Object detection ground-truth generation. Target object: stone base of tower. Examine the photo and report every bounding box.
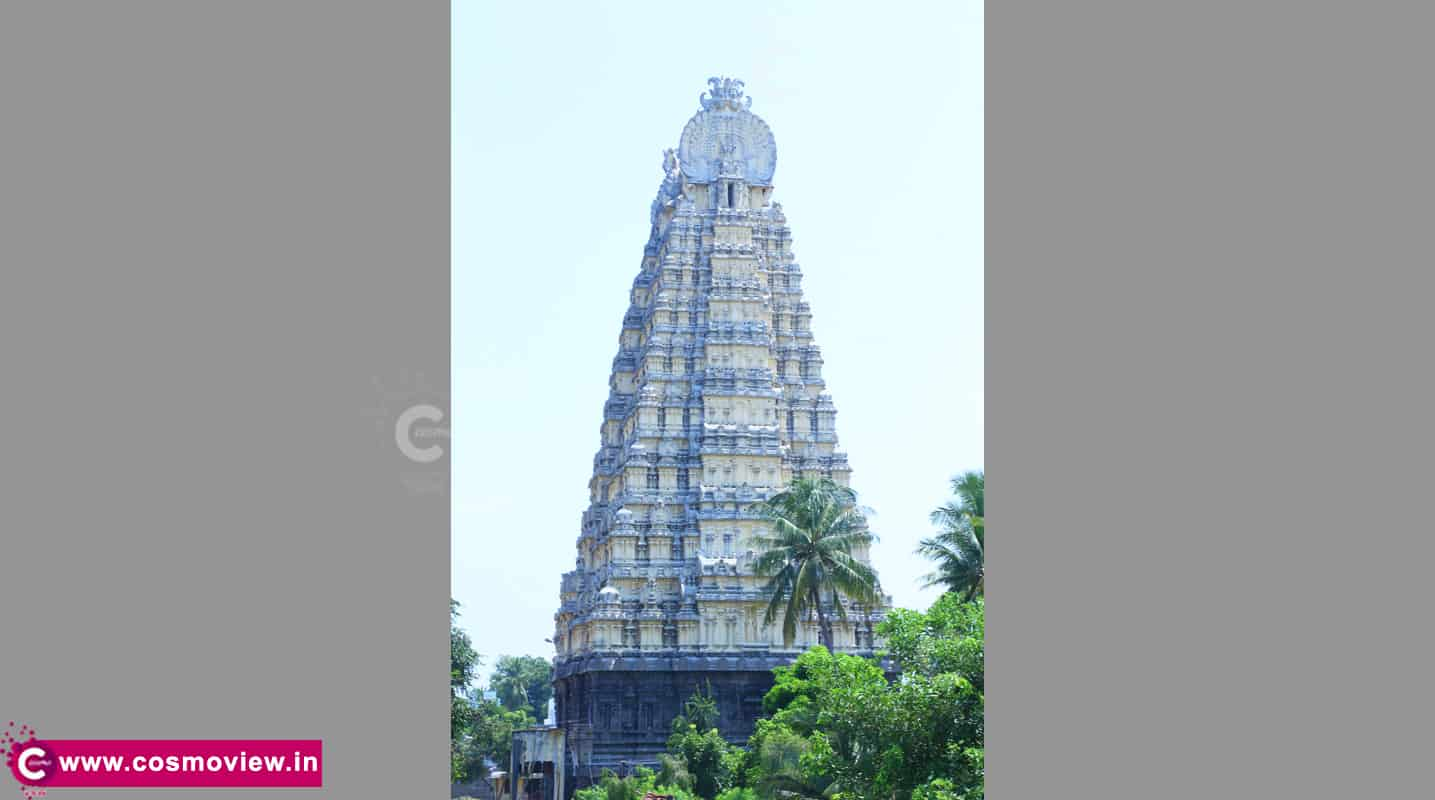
[553,653,857,797]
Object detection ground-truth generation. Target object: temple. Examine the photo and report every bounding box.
[523,78,889,797]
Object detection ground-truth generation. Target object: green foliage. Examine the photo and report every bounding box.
[754,478,883,650]
[658,683,745,799]
[574,767,649,800]
[451,600,482,781]
[912,762,984,800]
[917,472,984,600]
[880,594,984,693]
[740,718,827,799]
[657,752,695,793]
[719,748,749,793]
[489,654,555,720]
[667,724,734,800]
[735,597,984,800]
[764,647,887,735]
[452,601,481,691]
[807,667,982,799]
[573,767,697,800]
[450,600,548,784]
[451,602,480,696]
[672,681,721,734]
[451,698,476,783]
[458,468,988,799]
[452,696,534,783]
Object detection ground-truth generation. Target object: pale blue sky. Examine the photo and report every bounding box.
[453,0,983,673]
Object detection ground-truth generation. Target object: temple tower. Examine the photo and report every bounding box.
[551,78,889,780]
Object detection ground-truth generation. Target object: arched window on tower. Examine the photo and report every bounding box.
[727,183,735,208]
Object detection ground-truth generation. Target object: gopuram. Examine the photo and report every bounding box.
[533,78,890,794]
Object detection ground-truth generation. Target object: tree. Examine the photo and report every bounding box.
[489,654,554,721]
[656,752,695,794]
[667,724,734,800]
[666,684,734,800]
[881,593,984,690]
[763,646,885,736]
[573,766,697,800]
[753,477,883,650]
[451,600,482,781]
[803,597,984,800]
[672,681,720,734]
[741,718,829,800]
[449,604,555,786]
[917,471,985,601]
[452,601,481,692]
[735,598,985,800]
[457,700,534,783]
[804,653,981,799]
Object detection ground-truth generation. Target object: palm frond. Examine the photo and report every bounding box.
[750,477,885,646]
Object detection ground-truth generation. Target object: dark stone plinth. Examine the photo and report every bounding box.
[553,652,843,793]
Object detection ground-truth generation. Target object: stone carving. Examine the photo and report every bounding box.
[650,149,689,233]
[699,76,752,112]
[716,136,744,178]
[550,79,887,782]
[677,78,776,185]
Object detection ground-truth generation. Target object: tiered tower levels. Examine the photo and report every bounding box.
[551,78,888,776]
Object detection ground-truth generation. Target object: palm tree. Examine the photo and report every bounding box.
[487,655,553,720]
[917,471,985,601]
[754,477,883,651]
[755,726,831,799]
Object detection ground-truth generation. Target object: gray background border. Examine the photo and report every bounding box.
[1,2,449,798]
[991,0,1433,796]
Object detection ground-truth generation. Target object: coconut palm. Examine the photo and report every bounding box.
[754,477,882,650]
[755,726,832,799]
[917,471,985,601]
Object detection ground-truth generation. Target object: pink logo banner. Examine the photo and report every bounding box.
[6,739,322,789]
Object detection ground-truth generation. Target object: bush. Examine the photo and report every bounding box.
[657,753,694,793]
[573,767,698,800]
[666,725,733,799]
[730,596,984,800]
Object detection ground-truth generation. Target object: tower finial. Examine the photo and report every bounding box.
[700,77,752,112]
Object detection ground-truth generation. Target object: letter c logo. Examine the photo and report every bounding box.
[17,745,50,781]
[396,404,445,463]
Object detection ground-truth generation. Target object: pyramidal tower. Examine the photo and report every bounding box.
[551,78,889,775]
